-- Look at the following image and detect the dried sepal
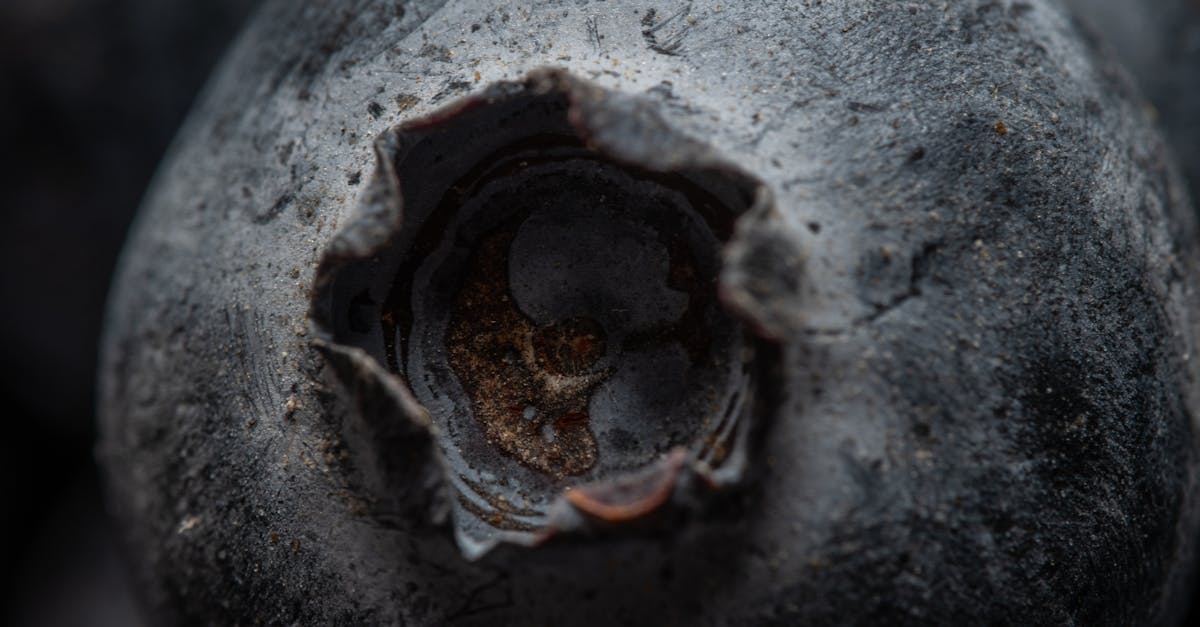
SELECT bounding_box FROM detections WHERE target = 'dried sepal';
[310,69,785,558]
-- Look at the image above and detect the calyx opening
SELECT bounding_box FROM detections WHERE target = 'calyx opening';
[313,70,774,558]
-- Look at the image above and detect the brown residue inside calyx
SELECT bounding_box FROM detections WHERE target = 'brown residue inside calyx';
[446,223,610,479]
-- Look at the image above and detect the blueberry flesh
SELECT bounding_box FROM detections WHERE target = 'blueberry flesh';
[99,1,1200,624]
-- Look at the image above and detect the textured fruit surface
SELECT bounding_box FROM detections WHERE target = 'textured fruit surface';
[1061,0,1200,210]
[99,1,1200,624]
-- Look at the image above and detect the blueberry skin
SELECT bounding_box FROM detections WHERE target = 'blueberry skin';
[99,1,1200,624]
[1061,0,1200,210]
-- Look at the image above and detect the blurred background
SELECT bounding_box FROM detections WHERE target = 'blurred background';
[0,1,1196,625]
[0,1,259,625]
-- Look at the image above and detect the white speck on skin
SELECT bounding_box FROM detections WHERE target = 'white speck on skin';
[178,515,201,534]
